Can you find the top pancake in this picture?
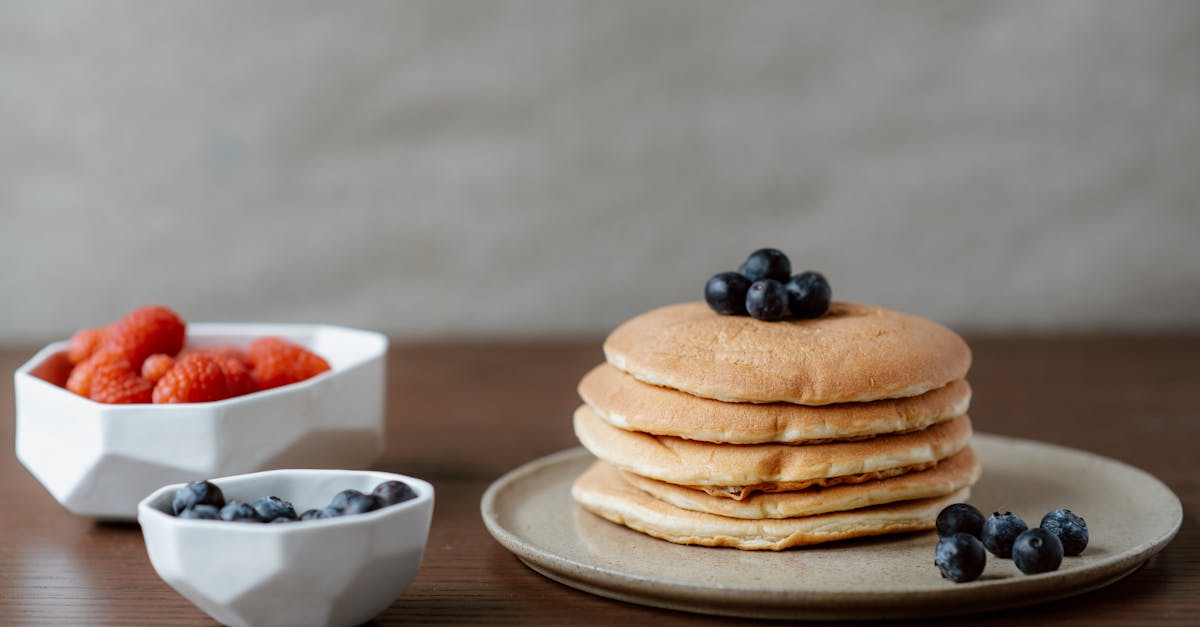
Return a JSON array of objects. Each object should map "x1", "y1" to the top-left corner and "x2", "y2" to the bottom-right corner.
[
  {"x1": 603, "y1": 301, "x2": 971, "y2": 405},
  {"x1": 579, "y1": 363, "x2": 971, "y2": 444}
]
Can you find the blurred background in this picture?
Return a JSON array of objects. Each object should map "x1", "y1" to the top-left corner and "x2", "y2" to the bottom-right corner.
[{"x1": 2, "y1": 0, "x2": 1197, "y2": 342}]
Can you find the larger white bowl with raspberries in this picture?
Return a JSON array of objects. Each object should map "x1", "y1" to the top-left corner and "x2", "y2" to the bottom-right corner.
[
  {"x1": 138, "y1": 469, "x2": 434, "y2": 627},
  {"x1": 14, "y1": 322, "x2": 388, "y2": 519}
]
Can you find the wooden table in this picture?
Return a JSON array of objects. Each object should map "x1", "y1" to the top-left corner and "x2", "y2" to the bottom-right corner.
[{"x1": 1, "y1": 337, "x2": 1196, "y2": 626}]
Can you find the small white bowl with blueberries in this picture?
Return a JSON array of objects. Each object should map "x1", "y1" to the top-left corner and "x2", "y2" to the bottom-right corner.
[{"x1": 138, "y1": 469, "x2": 434, "y2": 627}]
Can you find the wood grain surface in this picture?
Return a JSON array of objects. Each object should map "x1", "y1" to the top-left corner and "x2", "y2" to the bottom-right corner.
[{"x1": 1, "y1": 336, "x2": 1196, "y2": 626}]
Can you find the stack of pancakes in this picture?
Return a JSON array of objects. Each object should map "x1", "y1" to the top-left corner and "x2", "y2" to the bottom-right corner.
[{"x1": 571, "y1": 301, "x2": 980, "y2": 550}]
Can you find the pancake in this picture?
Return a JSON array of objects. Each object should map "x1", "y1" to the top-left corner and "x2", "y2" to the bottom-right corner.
[
  {"x1": 572, "y1": 461, "x2": 971, "y2": 550},
  {"x1": 579, "y1": 363, "x2": 971, "y2": 444},
  {"x1": 573, "y1": 406, "x2": 972, "y2": 499},
  {"x1": 603, "y1": 301, "x2": 971, "y2": 405},
  {"x1": 621, "y1": 446, "x2": 980, "y2": 519}
]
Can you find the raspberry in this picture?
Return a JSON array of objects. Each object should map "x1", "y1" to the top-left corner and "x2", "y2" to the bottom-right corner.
[
  {"x1": 209, "y1": 351, "x2": 257, "y2": 397},
  {"x1": 248, "y1": 337, "x2": 331, "y2": 391},
  {"x1": 141, "y1": 354, "x2": 175, "y2": 383},
  {"x1": 102, "y1": 305, "x2": 186, "y2": 369},
  {"x1": 152, "y1": 353, "x2": 232, "y2": 403},
  {"x1": 67, "y1": 326, "x2": 110, "y2": 365},
  {"x1": 208, "y1": 345, "x2": 251, "y2": 366},
  {"x1": 65, "y1": 349, "x2": 126, "y2": 398},
  {"x1": 88, "y1": 358, "x2": 153, "y2": 404}
]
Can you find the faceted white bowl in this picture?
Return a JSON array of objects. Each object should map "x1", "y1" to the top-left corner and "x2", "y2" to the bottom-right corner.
[
  {"x1": 14, "y1": 323, "x2": 387, "y2": 519},
  {"x1": 139, "y1": 469, "x2": 434, "y2": 627}
]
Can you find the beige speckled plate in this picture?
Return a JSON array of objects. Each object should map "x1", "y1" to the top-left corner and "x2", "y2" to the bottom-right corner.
[{"x1": 481, "y1": 434, "x2": 1181, "y2": 620}]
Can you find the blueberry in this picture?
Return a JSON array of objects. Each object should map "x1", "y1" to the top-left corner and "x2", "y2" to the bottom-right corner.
[
  {"x1": 745, "y1": 279, "x2": 788, "y2": 322},
  {"x1": 317, "y1": 506, "x2": 344, "y2": 518},
  {"x1": 1040, "y1": 509, "x2": 1088, "y2": 556},
  {"x1": 934, "y1": 532, "x2": 987, "y2": 583},
  {"x1": 982, "y1": 512, "x2": 1029, "y2": 558},
  {"x1": 343, "y1": 494, "x2": 384, "y2": 515},
  {"x1": 252, "y1": 496, "x2": 297, "y2": 521},
  {"x1": 219, "y1": 501, "x2": 263, "y2": 523},
  {"x1": 373, "y1": 480, "x2": 418, "y2": 507},
  {"x1": 172, "y1": 480, "x2": 225, "y2": 515},
  {"x1": 936, "y1": 503, "x2": 985, "y2": 539},
  {"x1": 705, "y1": 272, "x2": 752, "y2": 316},
  {"x1": 268, "y1": 517, "x2": 295, "y2": 524},
  {"x1": 177, "y1": 504, "x2": 220, "y2": 520},
  {"x1": 1012, "y1": 527, "x2": 1064, "y2": 574},
  {"x1": 785, "y1": 271, "x2": 832, "y2": 319},
  {"x1": 328, "y1": 489, "x2": 363, "y2": 512},
  {"x1": 298, "y1": 507, "x2": 343, "y2": 521},
  {"x1": 738, "y1": 248, "x2": 791, "y2": 283}
]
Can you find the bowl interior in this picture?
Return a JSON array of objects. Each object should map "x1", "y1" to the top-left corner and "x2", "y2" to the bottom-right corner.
[
  {"x1": 18, "y1": 323, "x2": 386, "y2": 393},
  {"x1": 144, "y1": 469, "x2": 433, "y2": 519}
]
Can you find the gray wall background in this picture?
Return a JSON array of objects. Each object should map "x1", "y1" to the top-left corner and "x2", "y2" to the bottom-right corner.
[{"x1": 2, "y1": 1, "x2": 1198, "y2": 341}]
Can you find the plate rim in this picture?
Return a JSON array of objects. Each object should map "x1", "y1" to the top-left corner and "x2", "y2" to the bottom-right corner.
[{"x1": 480, "y1": 433, "x2": 1183, "y2": 619}]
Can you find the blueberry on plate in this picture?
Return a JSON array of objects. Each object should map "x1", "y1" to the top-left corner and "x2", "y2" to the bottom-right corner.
[
  {"x1": 785, "y1": 271, "x2": 832, "y2": 319},
  {"x1": 252, "y1": 496, "x2": 297, "y2": 521},
  {"x1": 268, "y1": 517, "x2": 295, "y2": 524},
  {"x1": 936, "y1": 503, "x2": 985, "y2": 539},
  {"x1": 935, "y1": 533, "x2": 987, "y2": 583},
  {"x1": 1012, "y1": 527, "x2": 1064, "y2": 574},
  {"x1": 738, "y1": 248, "x2": 791, "y2": 283},
  {"x1": 177, "y1": 504, "x2": 221, "y2": 520},
  {"x1": 373, "y1": 480, "x2": 418, "y2": 507},
  {"x1": 328, "y1": 489, "x2": 363, "y2": 512},
  {"x1": 343, "y1": 494, "x2": 384, "y2": 515},
  {"x1": 982, "y1": 511, "x2": 1029, "y2": 558},
  {"x1": 1040, "y1": 508, "x2": 1088, "y2": 556},
  {"x1": 172, "y1": 480, "x2": 225, "y2": 515},
  {"x1": 705, "y1": 272, "x2": 752, "y2": 316},
  {"x1": 745, "y1": 279, "x2": 789, "y2": 322},
  {"x1": 219, "y1": 501, "x2": 263, "y2": 523}
]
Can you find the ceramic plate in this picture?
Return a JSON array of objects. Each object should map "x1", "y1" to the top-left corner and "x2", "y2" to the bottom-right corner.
[{"x1": 481, "y1": 433, "x2": 1181, "y2": 620}]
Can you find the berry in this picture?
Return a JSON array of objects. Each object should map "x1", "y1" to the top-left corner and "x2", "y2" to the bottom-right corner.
[
  {"x1": 343, "y1": 494, "x2": 384, "y2": 515},
  {"x1": 373, "y1": 481, "x2": 417, "y2": 506},
  {"x1": 298, "y1": 509, "x2": 324, "y2": 521},
  {"x1": 153, "y1": 353, "x2": 233, "y2": 403},
  {"x1": 982, "y1": 512, "x2": 1029, "y2": 558},
  {"x1": 101, "y1": 305, "x2": 186, "y2": 369},
  {"x1": 328, "y1": 489, "x2": 363, "y2": 512},
  {"x1": 312, "y1": 506, "x2": 344, "y2": 519},
  {"x1": 209, "y1": 351, "x2": 257, "y2": 397},
  {"x1": 704, "y1": 272, "x2": 752, "y2": 315},
  {"x1": 252, "y1": 496, "x2": 297, "y2": 521},
  {"x1": 745, "y1": 279, "x2": 788, "y2": 321},
  {"x1": 177, "y1": 505, "x2": 221, "y2": 520},
  {"x1": 935, "y1": 533, "x2": 987, "y2": 583},
  {"x1": 1041, "y1": 509, "x2": 1088, "y2": 556},
  {"x1": 738, "y1": 248, "x2": 791, "y2": 283},
  {"x1": 1012, "y1": 528, "x2": 1064, "y2": 574},
  {"x1": 67, "y1": 326, "x2": 110, "y2": 365},
  {"x1": 248, "y1": 337, "x2": 331, "y2": 391},
  {"x1": 269, "y1": 517, "x2": 295, "y2": 524},
  {"x1": 936, "y1": 503, "x2": 985, "y2": 539},
  {"x1": 219, "y1": 501, "x2": 263, "y2": 523},
  {"x1": 65, "y1": 349, "x2": 125, "y2": 398},
  {"x1": 87, "y1": 358, "x2": 153, "y2": 404},
  {"x1": 786, "y1": 271, "x2": 832, "y2": 319},
  {"x1": 141, "y1": 354, "x2": 175, "y2": 383},
  {"x1": 172, "y1": 480, "x2": 226, "y2": 515}
]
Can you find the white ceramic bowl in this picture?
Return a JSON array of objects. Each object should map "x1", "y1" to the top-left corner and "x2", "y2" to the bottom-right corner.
[
  {"x1": 14, "y1": 323, "x2": 387, "y2": 519},
  {"x1": 139, "y1": 469, "x2": 434, "y2": 627}
]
